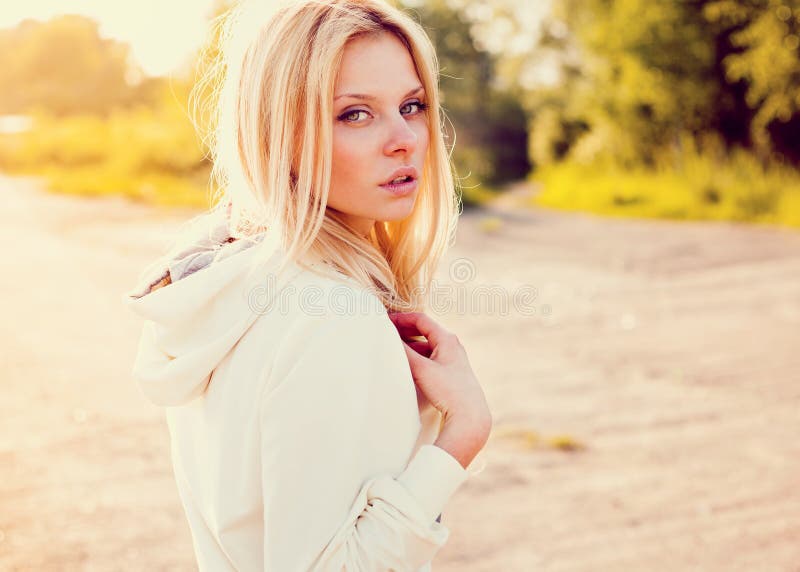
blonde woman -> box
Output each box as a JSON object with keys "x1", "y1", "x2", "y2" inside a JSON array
[{"x1": 125, "y1": 0, "x2": 491, "y2": 569}]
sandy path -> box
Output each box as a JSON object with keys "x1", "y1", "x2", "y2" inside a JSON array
[{"x1": 1, "y1": 174, "x2": 799, "y2": 571}]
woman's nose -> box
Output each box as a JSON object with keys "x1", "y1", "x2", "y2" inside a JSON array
[{"x1": 383, "y1": 115, "x2": 418, "y2": 156}]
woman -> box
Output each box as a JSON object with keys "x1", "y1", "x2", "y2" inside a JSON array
[{"x1": 125, "y1": 0, "x2": 491, "y2": 570}]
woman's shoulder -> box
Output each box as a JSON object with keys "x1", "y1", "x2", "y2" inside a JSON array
[
  {"x1": 244, "y1": 256, "x2": 393, "y2": 353},
  {"x1": 250, "y1": 261, "x2": 405, "y2": 392},
  {"x1": 278, "y1": 259, "x2": 388, "y2": 322}
]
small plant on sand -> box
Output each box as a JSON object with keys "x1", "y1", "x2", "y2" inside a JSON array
[{"x1": 493, "y1": 426, "x2": 587, "y2": 452}]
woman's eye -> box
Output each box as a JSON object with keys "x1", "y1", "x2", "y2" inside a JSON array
[
  {"x1": 338, "y1": 109, "x2": 370, "y2": 122},
  {"x1": 337, "y1": 102, "x2": 427, "y2": 123},
  {"x1": 400, "y1": 101, "x2": 428, "y2": 115}
]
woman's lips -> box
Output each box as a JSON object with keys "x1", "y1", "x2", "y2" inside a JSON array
[{"x1": 379, "y1": 177, "x2": 418, "y2": 196}]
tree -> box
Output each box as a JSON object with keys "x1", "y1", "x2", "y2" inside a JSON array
[
  {"x1": 704, "y1": 0, "x2": 800, "y2": 162},
  {"x1": 0, "y1": 15, "x2": 141, "y2": 116},
  {"x1": 401, "y1": 0, "x2": 531, "y2": 188},
  {"x1": 521, "y1": 0, "x2": 800, "y2": 168},
  {"x1": 540, "y1": 0, "x2": 716, "y2": 166}
]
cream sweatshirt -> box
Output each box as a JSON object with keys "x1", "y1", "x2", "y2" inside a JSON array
[{"x1": 124, "y1": 215, "x2": 480, "y2": 571}]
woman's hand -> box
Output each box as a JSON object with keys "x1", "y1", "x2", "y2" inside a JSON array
[{"x1": 388, "y1": 311, "x2": 492, "y2": 437}]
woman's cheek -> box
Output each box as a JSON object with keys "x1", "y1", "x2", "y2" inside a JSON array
[
  {"x1": 332, "y1": 131, "x2": 360, "y2": 184},
  {"x1": 334, "y1": 128, "x2": 369, "y2": 164},
  {"x1": 414, "y1": 121, "x2": 430, "y2": 154}
]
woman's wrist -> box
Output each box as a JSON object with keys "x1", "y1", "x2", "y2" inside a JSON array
[
  {"x1": 433, "y1": 414, "x2": 491, "y2": 469},
  {"x1": 441, "y1": 408, "x2": 492, "y2": 441}
]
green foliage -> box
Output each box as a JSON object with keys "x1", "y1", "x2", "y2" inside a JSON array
[
  {"x1": 402, "y1": 0, "x2": 531, "y2": 201},
  {"x1": 532, "y1": 0, "x2": 716, "y2": 167},
  {"x1": 514, "y1": 0, "x2": 800, "y2": 228},
  {"x1": 531, "y1": 133, "x2": 800, "y2": 229},
  {"x1": 704, "y1": 0, "x2": 800, "y2": 156},
  {"x1": 0, "y1": 84, "x2": 213, "y2": 207},
  {"x1": 526, "y1": 0, "x2": 800, "y2": 168}
]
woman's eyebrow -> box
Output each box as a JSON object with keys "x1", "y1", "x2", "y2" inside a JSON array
[{"x1": 334, "y1": 85, "x2": 424, "y2": 102}]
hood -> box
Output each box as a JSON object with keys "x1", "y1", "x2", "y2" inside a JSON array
[{"x1": 124, "y1": 213, "x2": 288, "y2": 407}]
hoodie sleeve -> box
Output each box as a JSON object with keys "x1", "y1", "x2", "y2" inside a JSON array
[{"x1": 258, "y1": 307, "x2": 470, "y2": 572}]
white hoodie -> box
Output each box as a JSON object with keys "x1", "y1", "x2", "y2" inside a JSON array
[{"x1": 124, "y1": 214, "x2": 477, "y2": 571}]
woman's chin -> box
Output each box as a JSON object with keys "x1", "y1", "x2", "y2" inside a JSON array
[{"x1": 378, "y1": 197, "x2": 418, "y2": 223}]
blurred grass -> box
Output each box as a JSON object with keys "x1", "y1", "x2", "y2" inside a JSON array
[
  {"x1": 0, "y1": 108, "x2": 213, "y2": 208},
  {"x1": 492, "y1": 426, "x2": 587, "y2": 452},
  {"x1": 530, "y1": 140, "x2": 800, "y2": 230}
]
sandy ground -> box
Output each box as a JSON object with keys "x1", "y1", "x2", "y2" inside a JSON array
[{"x1": 1, "y1": 173, "x2": 799, "y2": 571}]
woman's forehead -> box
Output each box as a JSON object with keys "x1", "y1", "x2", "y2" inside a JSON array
[{"x1": 334, "y1": 32, "x2": 421, "y2": 97}]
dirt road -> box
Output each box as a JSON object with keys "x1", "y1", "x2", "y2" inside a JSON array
[{"x1": 1, "y1": 174, "x2": 799, "y2": 571}]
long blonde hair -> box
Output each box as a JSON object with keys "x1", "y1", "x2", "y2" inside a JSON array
[{"x1": 190, "y1": 0, "x2": 460, "y2": 312}]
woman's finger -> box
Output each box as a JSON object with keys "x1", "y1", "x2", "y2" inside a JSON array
[
  {"x1": 400, "y1": 334, "x2": 426, "y2": 341},
  {"x1": 407, "y1": 340, "x2": 432, "y2": 358},
  {"x1": 393, "y1": 323, "x2": 424, "y2": 340},
  {"x1": 389, "y1": 312, "x2": 449, "y2": 349},
  {"x1": 389, "y1": 314, "x2": 426, "y2": 343}
]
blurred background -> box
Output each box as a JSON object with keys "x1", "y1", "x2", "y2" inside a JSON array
[
  {"x1": 2, "y1": 0, "x2": 800, "y2": 223},
  {"x1": 1, "y1": 1, "x2": 799, "y2": 571}
]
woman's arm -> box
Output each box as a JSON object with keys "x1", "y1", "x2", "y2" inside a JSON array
[{"x1": 258, "y1": 308, "x2": 470, "y2": 571}]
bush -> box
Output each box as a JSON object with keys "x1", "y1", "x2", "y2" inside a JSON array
[
  {"x1": 0, "y1": 106, "x2": 213, "y2": 207},
  {"x1": 531, "y1": 135, "x2": 800, "y2": 229}
]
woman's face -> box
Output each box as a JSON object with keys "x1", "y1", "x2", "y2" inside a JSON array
[{"x1": 328, "y1": 31, "x2": 430, "y2": 237}]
